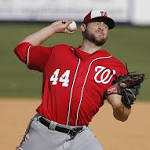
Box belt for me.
[39,117,83,137]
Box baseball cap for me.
[83,9,115,29]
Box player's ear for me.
[80,23,87,32]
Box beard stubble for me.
[83,29,107,46]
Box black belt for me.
[39,117,83,137]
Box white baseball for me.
[67,21,77,31]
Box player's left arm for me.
[105,63,131,122]
[107,94,131,122]
[105,72,144,122]
[103,62,144,122]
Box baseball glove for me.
[105,72,145,108]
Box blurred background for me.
[0,0,149,100]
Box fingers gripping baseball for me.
[51,20,77,34]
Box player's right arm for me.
[20,20,76,46]
[14,20,77,71]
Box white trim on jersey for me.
[26,46,31,66]
[75,56,112,126]
[66,58,81,126]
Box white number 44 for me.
[50,69,70,87]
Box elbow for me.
[113,107,131,122]
[14,42,31,63]
[14,45,26,63]
[114,114,129,122]
[14,45,19,55]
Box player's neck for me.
[80,40,102,54]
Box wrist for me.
[49,24,59,33]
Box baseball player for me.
[14,9,143,150]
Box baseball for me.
[67,21,77,31]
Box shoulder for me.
[50,44,75,56]
[100,50,125,68]
[97,50,127,75]
[110,56,126,68]
[52,44,72,49]
[110,56,125,66]
[49,44,76,59]
[109,56,127,75]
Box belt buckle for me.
[48,121,56,130]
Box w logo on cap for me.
[83,9,115,29]
[91,10,107,18]
[100,11,107,17]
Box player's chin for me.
[94,37,107,46]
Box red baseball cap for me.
[83,10,115,29]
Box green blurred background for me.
[0,23,149,100]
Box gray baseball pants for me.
[16,114,103,150]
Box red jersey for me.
[14,42,127,126]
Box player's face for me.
[82,21,109,46]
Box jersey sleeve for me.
[14,42,52,72]
[115,62,128,77]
